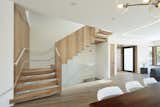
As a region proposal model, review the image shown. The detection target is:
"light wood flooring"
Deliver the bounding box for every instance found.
[15,72,148,107]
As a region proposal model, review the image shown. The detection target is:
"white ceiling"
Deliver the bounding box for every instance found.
[15,0,160,42]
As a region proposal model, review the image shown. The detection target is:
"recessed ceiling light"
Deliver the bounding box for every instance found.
[69,2,78,6]
[111,17,116,21]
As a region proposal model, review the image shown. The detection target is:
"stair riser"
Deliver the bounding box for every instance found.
[22,69,55,76]
[10,88,59,104]
[15,81,58,92]
[18,74,56,83]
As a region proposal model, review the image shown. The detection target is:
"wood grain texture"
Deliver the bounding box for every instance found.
[11,87,59,104]
[14,4,30,98]
[18,74,56,83]
[134,46,138,73]
[55,45,62,94]
[54,25,112,98]
[15,80,58,92]
[90,83,160,107]
[14,4,29,65]
[58,38,68,64]
[152,47,157,65]
[15,72,148,107]
[22,69,55,76]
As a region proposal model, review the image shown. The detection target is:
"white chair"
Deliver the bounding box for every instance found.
[125,81,143,92]
[97,86,123,101]
[143,77,158,86]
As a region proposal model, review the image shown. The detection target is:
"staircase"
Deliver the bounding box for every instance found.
[11,65,60,104]
[54,25,112,90]
[12,4,112,105]
[55,25,112,65]
[11,25,111,104]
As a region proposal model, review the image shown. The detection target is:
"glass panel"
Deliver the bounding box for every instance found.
[124,48,133,71]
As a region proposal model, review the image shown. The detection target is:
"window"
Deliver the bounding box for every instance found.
[156,47,160,65]
[152,46,160,65]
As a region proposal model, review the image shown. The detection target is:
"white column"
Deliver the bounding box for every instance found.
[107,43,111,79]
[96,42,110,80]
[114,44,118,76]
[0,0,14,106]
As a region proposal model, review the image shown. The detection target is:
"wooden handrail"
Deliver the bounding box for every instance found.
[14,61,26,86]
[55,48,60,57]
[14,48,27,66]
[14,48,29,88]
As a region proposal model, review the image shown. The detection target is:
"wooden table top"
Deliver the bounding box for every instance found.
[90,83,160,107]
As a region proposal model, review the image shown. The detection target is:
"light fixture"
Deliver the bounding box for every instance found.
[117,0,160,9]
[117,4,124,8]
[143,0,150,3]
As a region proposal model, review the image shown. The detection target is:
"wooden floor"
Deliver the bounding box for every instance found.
[15,72,148,107]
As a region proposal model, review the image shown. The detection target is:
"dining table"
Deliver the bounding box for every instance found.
[90,83,160,107]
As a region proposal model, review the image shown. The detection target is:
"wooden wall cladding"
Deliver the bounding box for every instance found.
[55,25,112,95]
[152,47,157,65]
[55,25,111,65]
[14,4,30,66]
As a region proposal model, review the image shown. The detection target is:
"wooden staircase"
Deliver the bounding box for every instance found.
[55,25,112,65]
[11,25,111,104]
[54,25,112,96]
[11,67,60,104]
[12,4,111,105]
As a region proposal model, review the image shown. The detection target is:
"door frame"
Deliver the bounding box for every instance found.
[110,44,115,77]
[122,46,137,73]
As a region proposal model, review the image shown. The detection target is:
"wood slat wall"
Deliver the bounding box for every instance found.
[55,26,97,65]
[14,4,30,66]
[55,43,62,94]
[55,25,112,95]
[152,47,157,65]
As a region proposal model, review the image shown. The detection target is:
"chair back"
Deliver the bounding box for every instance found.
[143,77,158,86]
[97,86,123,101]
[125,81,143,92]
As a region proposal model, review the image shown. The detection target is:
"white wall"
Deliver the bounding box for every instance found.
[109,35,153,74]
[109,35,152,46]
[96,42,110,79]
[152,40,160,46]
[137,45,152,73]
[29,12,84,68]
[0,0,14,106]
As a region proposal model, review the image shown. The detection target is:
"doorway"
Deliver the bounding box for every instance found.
[122,46,137,72]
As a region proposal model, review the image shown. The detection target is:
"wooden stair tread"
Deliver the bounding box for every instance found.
[95,38,106,44]
[22,68,55,76]
[96,29,112,35]
[19,74,56,83]
[16,80,58,92]
[11,87,58,104]
[95,33,109,39]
